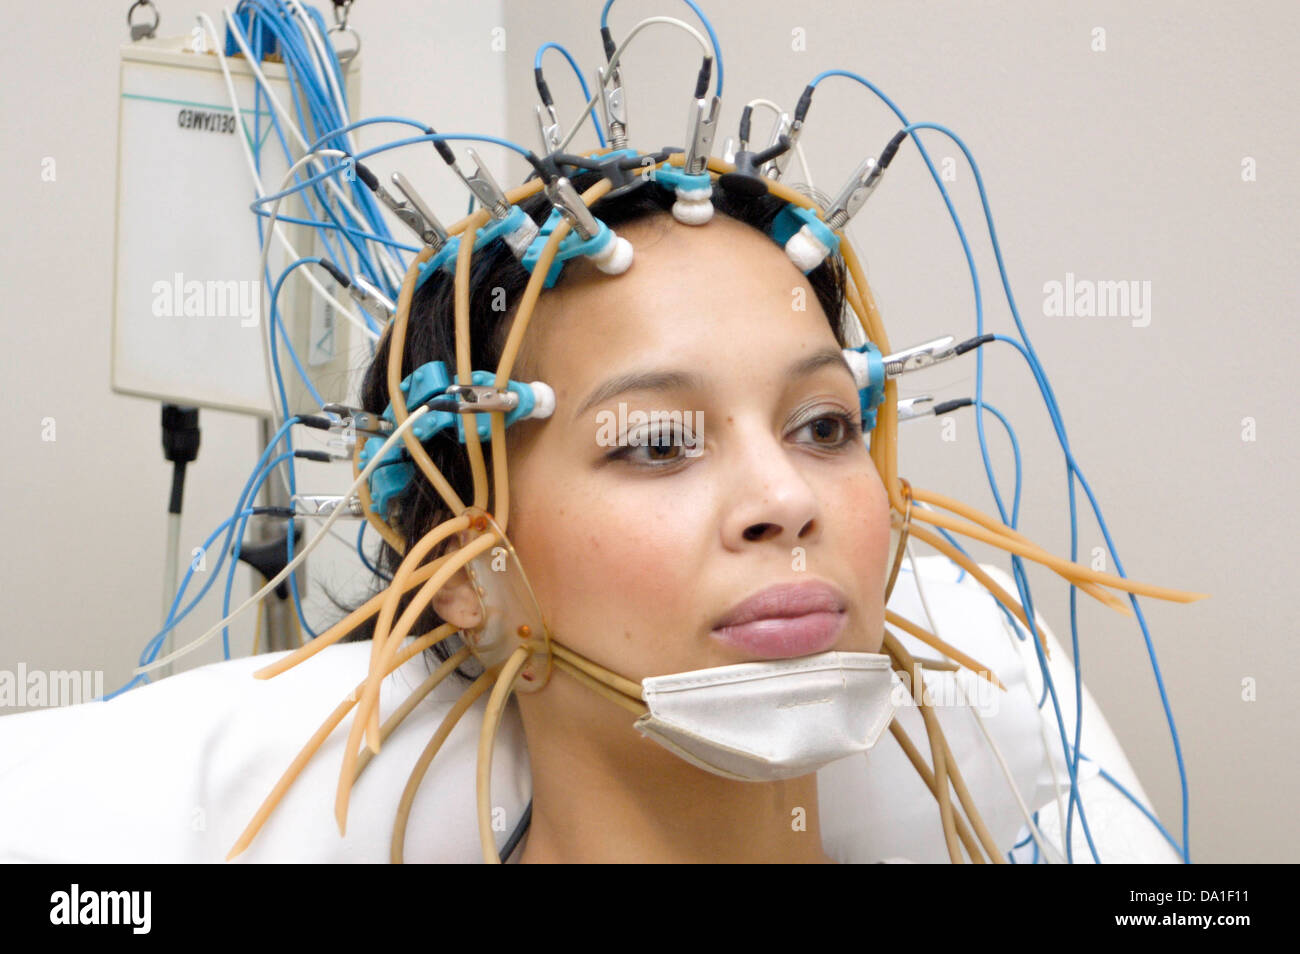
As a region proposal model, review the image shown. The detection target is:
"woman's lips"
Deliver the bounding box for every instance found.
[709,581,848,659]
[710,610,847,659]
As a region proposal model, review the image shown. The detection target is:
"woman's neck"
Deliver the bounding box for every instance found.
[515,703,835,863]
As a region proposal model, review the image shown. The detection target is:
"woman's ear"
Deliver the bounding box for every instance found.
[431,549,486,631]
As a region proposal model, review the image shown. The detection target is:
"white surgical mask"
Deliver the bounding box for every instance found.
[632,650,902,782]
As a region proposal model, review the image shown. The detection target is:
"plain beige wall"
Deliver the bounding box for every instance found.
[1,1,1295,863]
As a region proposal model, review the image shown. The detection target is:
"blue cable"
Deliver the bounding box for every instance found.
[1084,751,1185,859]
[232,7,364,279]
[964,398,1036,646]
[356,520,392,582]
[264,260,327,642]
[887,103,1187,861]
[227,12,421,646]
[990,332,1191,862]
[897,114,1103,863]
[231,1,402,296]
[535,41,607,148]
[304,115,440,155]
[245,206,420,253]
[600,0,724,95]
[225,3,401,632]
[101,507,260,701]
[248,132,539,215]
[219,450,296,658]
[114,14,429,697]
[113,417,301,695]
[268,257,328,409]
[805,68,1106,863]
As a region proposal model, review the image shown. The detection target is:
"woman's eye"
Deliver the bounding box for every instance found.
[606,410,862,469]
[794,410,864,448]
[608,426,696,467]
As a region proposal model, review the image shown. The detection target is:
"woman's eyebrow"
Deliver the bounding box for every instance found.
[572,369,705,422]
[789,346,856,382]
[571,346,854,423]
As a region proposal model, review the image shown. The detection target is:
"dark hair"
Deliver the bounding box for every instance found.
[326,167,853,683]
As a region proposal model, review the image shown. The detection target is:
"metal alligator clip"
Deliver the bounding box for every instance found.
[348,275,395,323]
[544,176,601,241]
[292,494,364,518]
[896,396,936,422]
[429,385,521,414]
[320,403,394,437]
[882,336,958,377]
[597,62,629,150]
[452,147,512,220]
[536,102,562,154]
[824,155,885,230]
[683,95,722,175]
[386,172,449,250]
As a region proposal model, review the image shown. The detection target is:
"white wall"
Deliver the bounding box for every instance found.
[0,0,1294,863]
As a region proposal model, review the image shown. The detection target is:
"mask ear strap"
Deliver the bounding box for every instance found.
[884,477,914,603]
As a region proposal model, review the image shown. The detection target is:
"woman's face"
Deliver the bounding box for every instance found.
[499,210,892,685]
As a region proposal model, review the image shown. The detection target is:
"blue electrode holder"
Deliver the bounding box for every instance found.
[413,151,843,297]
[649,164,713,195]
[847,341,887,431]
[415,152,720,292]
[361,360,538,517]
[413,205,536,293]
[521,209,614,288]
[768,203,841,274]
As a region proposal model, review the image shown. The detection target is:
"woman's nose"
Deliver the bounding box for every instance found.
[720,431,822,551]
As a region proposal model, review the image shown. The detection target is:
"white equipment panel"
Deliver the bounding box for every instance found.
[111,33,360,416]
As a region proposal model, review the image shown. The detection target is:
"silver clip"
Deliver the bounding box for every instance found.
[535,103,562,154]
[349,275,395,323]
[896,396,936,422]
[321,403,394,437]
[292,494,364,518]
[545,176,600,242]
[452,147,511,220]
[824,155,886,231]
[598,64,629,149]
[683,95,722,176]
[440,385,520,413]
[882,336,958,377]
[388,172,448,250]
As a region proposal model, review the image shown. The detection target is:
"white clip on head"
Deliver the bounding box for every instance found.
[525,381,556,420]
[672,186,715,225]
[841,347,871,389]
[589,234,635,276]
[784,224,832,272]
